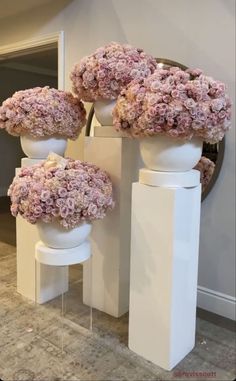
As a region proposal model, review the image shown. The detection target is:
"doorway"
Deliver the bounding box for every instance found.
[0,33,63,245]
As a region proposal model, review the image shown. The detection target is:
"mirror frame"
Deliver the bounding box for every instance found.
[85,58,225,202]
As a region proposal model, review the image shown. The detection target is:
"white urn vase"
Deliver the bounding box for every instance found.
[20,135,67,159]
[37,220,92,249]
[94,99,116,126]
[140,135,203,172]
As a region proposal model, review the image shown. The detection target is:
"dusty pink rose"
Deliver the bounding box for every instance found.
[113,67,231,143]
[195,156,215,192]
[70,42,157,101]
[0,87,86,140]
[8,158,114,229]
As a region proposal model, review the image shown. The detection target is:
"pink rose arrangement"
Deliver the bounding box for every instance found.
[70,42,157,101]
[195,156,215,193]
[113,67,231,143]
[0,87,86,140]
[8,158,114,229]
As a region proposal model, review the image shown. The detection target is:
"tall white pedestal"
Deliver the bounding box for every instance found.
[83,127,142,317]
[16,158,68,303]
[129,169,201,370]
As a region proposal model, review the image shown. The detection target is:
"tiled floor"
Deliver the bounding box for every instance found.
[0,239,235,381]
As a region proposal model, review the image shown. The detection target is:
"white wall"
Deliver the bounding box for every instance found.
[0,67,57,195]
[0,0,235,318]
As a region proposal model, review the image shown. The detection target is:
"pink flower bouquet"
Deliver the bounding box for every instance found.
[0,87,86,140]
[113,67,231,143]
[8,157,114,229]
[195,156,215,192]
[70,42,157,101]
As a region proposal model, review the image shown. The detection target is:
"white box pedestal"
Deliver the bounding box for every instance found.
[16,158,68,303]
[129,169,201,370]
[83,128,141,317]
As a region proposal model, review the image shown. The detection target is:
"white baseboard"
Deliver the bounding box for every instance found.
[0,186,8,196]
[197,286,236,321]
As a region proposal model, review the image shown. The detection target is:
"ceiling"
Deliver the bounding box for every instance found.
[0,0,55,19]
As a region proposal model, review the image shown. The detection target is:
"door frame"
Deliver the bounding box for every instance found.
[0,31,65,89]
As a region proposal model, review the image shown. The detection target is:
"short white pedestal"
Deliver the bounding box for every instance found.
[16,158,68,304]
[129,169,201,370]
[83,127,142,317]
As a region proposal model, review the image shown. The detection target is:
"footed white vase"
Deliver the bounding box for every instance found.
[20,135,67,159]
[140,135,203,172]
[94,99,116,126]
[37,220,92,249]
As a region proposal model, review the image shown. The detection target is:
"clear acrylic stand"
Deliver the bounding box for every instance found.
[34,240,93,353]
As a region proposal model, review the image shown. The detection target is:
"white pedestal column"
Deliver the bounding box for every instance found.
[129,169,201,370]
[83,127,142,317]
[16,158,68,303]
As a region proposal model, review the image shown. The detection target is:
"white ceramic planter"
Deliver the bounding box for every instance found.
[37,220,92,249]
[140,135,203,172]
[20,135,67,159]
[94,99,116,126]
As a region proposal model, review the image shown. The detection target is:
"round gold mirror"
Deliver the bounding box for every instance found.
[85,58,225,202]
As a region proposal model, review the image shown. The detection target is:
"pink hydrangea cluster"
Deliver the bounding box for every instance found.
[8,159,114,229]
[0,87,86,140]
[113,67,231,143]
[70,42,157,101]
[195,156,215,193]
